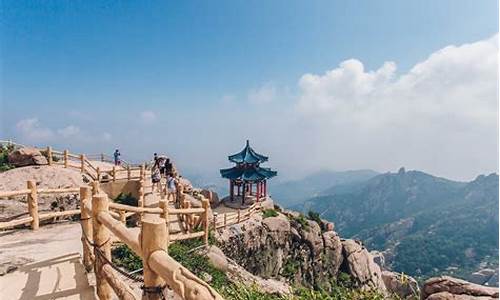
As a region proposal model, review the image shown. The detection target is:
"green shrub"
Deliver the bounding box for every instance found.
[262,209,279,218]
[0,145,14,172]
[307,210,322,226]
[111,244,142,272]
[114,193,138,207]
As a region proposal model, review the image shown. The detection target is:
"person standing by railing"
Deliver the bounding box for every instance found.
[113,149,121,166]
[166,173,177,204]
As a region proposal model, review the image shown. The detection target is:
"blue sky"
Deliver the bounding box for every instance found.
[1,1,498,181]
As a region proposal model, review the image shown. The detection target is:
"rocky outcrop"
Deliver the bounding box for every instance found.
[8,147,47,167]
[341,239,386,292]
[470,269,499,287]
[422,276,499,300]
[204,245,291,295]
[382,270,419,299]
[215,209,385,292]
[201,189,220,207]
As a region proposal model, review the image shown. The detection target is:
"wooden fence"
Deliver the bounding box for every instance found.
[42,146,149,182]
[0,180,81,230]
[80,188,223,300]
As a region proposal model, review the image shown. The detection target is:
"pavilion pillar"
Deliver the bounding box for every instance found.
[230,180,234,201]
[256,181,260,202]
[241,181,246,205]
[264,181,267,197]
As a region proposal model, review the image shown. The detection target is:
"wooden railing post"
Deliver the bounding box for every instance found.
[119,210,126,224]
[101,153,104,162]
[112,166,116,182]
[63,149,69,168]
[159,200,168,220]
[92,180,100,195]
[27,180,39,230]
[202,199,209,246]
[80,154,85,173]
[127,165,131,181]
[140,164,145,180]
[47,146,53,166]
[141,219,168,300]
[92,194,112,300]
[237,208,241,223]
[80,186,93,272]
[96,167,101,182]
[138,179,145,222]
[224,213,227,229]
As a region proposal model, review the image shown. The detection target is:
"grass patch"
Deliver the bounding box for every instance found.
[0,145,14,172]
[114,192,138,207]
[262,208,279,218]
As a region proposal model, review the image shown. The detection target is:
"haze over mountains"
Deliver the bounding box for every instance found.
[277,167,498,284]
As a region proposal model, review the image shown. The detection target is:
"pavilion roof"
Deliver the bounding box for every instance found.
[228,140,268,164]
[220,166,277,181]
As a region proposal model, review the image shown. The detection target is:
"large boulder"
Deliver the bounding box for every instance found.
[422,276,499,300]
[8,147,47,167]
[216,210,345,290]
[381,270,419,299]
[200,189,220,207]
[341,239,386,292]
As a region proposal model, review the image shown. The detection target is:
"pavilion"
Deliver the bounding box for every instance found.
[220,140,277,204]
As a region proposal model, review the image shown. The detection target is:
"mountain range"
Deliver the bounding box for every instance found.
[275,168,499,283]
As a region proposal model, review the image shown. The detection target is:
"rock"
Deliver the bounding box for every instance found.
[262,216,290,232]
[422,276,499,300]
[200,189,220,207]
[206,246,229,272]
[321,220,335,231]
[216,208,345,290]
[8,147,47,167]
[341,239,386,292]
[0,256,34,276]
[486,270,499,287]
[470,269,497,286]
[381,270,419,299]
[371,250,385,269]
[202,245,291,296]
[322,231,343,279]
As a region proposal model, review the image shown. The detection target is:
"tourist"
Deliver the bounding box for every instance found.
[153,153,158,168]
[166,173,177,204]
[113,149,121,166]
[164,158,172,176]
[151,166,162,192]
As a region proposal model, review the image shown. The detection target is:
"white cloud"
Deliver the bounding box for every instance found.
[57,125,81,138]
[248,83,277,104]
[292,35,498,180]
[140,111,157,123]
[16,118,55,141]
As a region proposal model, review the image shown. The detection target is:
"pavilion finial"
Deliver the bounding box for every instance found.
[246,139,250,146]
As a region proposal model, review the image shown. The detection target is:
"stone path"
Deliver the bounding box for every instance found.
[0,222,96,299]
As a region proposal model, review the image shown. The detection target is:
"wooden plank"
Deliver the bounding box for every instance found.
[38,209,80,220]
[0,217,33,229]
[170,231,205,241]
[101,264,139,300]
[97,212,142,257]
[0,189,30,197]
[38,187,80,194]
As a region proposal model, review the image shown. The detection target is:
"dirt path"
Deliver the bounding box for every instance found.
[0,222,96,299]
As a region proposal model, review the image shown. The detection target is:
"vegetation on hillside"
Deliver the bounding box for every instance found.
[112,238,389,299]
[295,170,499,281]
[0,144,14,172]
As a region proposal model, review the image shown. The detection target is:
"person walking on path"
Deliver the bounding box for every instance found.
[113,149,121,166]
[151,166,162,192]
[166,173,177,204]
